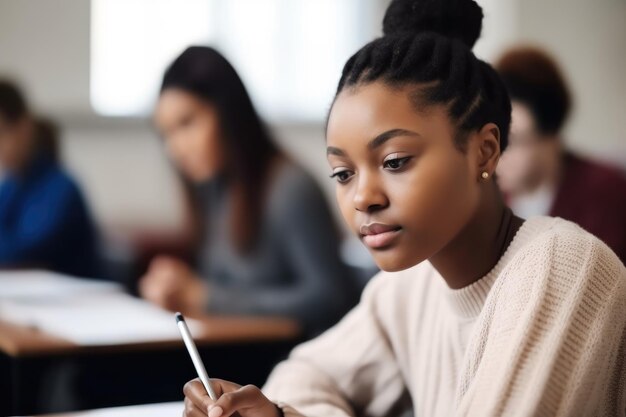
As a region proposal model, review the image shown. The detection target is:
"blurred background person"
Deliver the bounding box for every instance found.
[0,79,101,277]
[495,47,626,263]
[139,46,357,336]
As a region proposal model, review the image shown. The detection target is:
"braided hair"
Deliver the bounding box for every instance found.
[333,0,512,152]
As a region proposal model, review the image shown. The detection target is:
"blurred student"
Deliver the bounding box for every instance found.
[0,80,100,277]
[139,46,356,335]
[495,47,626,262]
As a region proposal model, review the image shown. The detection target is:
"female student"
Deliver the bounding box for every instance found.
[495,46,626,263]
[139,46,356,335]
[0,80,100,277]
[181,0,626,416]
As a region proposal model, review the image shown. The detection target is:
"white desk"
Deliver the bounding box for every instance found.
[0,270,300,356]
[0,271,300,416]
[16,402,184,417]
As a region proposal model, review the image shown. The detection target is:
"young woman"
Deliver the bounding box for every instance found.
[139,46,356,336]
[495,46,626,263]
[181,1,626,416]
[0,80,100,278]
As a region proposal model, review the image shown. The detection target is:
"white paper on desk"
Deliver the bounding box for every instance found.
[0,270,122,301]
[0,293,202,345]
[80,402,184,417]
[14,401,184,417]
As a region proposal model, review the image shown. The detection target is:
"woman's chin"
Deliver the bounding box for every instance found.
[185,166,218,184]
[371,249,425,273]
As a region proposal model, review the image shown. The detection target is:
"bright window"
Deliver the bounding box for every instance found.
[91,0,375,121]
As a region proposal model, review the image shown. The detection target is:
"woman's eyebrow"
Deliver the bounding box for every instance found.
[326,129,421,157]
[326,146,346,156]
[368,129,422,150]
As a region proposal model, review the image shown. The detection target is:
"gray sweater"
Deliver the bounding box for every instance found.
[197,161,356,335]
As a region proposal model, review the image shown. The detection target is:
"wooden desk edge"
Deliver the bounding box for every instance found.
[0,316,301,357]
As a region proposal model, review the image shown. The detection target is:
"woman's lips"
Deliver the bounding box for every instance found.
[359,223,403,249]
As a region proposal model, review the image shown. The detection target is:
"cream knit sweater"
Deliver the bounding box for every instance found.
[263,217,626,417]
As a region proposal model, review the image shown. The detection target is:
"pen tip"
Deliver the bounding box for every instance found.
[175,312,185,323]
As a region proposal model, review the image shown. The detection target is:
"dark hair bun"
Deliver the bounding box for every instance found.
[382,0,484,48]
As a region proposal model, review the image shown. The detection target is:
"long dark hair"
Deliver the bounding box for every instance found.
[0,80,59,163]
[0,79,28,123]
[160,46,281,252]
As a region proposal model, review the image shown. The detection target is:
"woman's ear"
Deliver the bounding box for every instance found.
[475,122,501,181]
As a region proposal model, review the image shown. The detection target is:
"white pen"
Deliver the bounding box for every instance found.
[176,312,218,401]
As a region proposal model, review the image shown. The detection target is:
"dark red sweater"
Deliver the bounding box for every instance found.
[549,152,626,264]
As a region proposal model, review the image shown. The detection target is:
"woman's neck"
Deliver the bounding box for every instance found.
[429,185,524,290]
[523,138,564,196]
[14,148,48,179]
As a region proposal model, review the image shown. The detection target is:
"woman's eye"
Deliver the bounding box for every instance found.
[179,114,195,128]
[383,156,411,171]
[330,169,353,184]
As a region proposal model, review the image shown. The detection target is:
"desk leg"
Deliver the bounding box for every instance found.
[5,356,58,416]
[10,357,21,417]
[0,354,11,417]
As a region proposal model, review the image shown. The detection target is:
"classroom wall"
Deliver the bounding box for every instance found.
[0,0,91,117]
[0,0,368,234]
[0,0,624,236]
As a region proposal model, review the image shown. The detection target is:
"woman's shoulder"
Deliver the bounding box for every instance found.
[458,217,626,414]
[42,164,87,201]
[266,159,328,214]
[496,215,625,311]
[515,216,623,271]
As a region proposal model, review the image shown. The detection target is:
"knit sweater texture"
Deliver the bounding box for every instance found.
[263,216,626,417]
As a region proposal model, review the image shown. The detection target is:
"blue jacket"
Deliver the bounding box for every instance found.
[0,155,100,277]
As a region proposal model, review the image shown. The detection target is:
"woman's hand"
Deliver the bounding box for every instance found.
[138,255,208,314]
[184,378,282,417]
